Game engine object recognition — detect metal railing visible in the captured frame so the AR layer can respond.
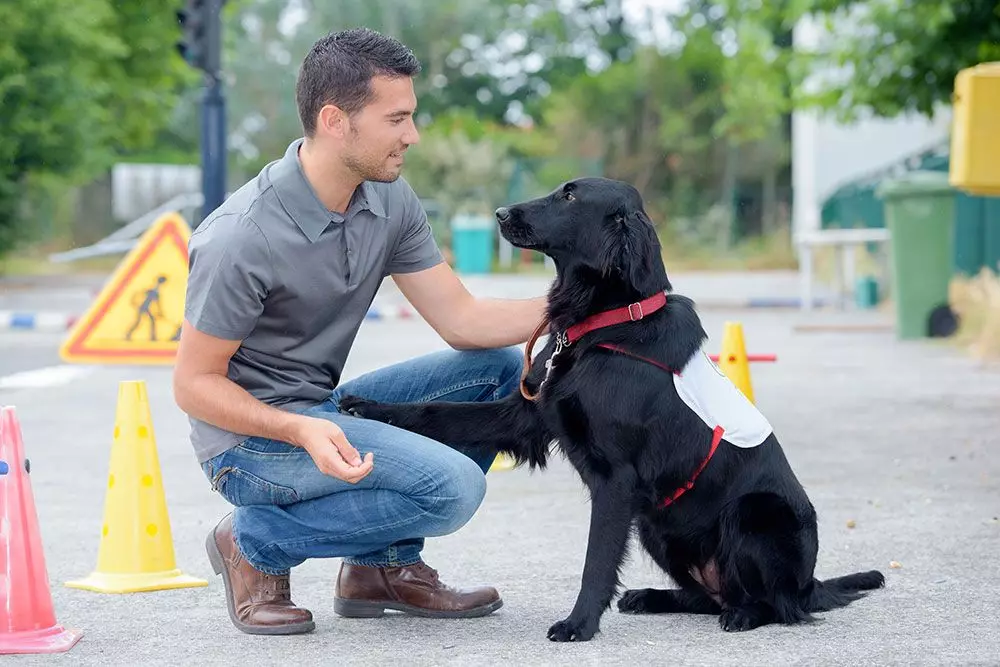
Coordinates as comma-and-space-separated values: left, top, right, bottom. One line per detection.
48, 192, 204, 263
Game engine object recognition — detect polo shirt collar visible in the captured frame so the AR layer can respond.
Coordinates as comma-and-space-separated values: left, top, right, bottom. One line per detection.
271, 138, 387, 243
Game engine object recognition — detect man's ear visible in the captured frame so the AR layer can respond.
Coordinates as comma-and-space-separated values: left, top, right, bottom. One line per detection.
318, 104, 349, 138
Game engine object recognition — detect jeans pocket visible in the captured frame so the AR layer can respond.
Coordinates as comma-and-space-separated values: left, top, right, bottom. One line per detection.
211, 466, 300, 506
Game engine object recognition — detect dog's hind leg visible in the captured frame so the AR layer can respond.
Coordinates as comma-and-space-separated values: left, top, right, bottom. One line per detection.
618, 588, 721, 615
716, 492, 815, 633
619, 520, 722, 615
547, 467, 638, 642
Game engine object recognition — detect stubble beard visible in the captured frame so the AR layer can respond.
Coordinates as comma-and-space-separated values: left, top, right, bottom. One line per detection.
342, 127, 402, 184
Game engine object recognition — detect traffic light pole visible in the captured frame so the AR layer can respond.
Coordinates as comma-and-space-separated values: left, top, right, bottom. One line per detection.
201, 72, 226, 223
177, 0, 226, 225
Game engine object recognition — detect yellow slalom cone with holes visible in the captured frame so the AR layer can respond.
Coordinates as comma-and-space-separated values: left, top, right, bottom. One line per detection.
489, 453, 518, 472
65, 380, 206, 593
717, 321, 755, 404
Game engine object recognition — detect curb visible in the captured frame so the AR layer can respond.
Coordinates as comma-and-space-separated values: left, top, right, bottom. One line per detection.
364, 303, 417, 320
0, 298, 829, 332
0, 311, 79, 332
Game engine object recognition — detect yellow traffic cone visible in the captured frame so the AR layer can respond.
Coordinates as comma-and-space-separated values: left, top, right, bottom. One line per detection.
489, 453, 517, 472
718, 321, 755, 404
65, 380, 207, 593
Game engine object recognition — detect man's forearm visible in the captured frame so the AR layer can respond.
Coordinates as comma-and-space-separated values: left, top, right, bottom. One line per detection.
174, 373, 304, 445
446, 295, 547, 349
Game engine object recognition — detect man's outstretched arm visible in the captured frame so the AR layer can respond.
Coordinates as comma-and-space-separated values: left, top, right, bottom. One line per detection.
392, 262, 547, 350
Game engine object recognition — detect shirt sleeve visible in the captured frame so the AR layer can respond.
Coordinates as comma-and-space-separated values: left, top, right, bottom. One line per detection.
384, 178, 444, 275
184, 213, 273, 340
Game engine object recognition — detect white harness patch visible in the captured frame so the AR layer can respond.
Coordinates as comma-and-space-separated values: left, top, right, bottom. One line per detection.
672, 348, 772, 448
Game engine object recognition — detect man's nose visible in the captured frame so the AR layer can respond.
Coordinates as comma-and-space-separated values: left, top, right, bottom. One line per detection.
404, 119, 420, 145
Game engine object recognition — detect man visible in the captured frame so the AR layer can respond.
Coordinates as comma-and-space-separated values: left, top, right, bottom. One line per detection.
173, 27, 546, 635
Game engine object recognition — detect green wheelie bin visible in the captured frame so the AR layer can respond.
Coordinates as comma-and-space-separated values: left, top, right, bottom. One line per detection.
877, 171, 957, 339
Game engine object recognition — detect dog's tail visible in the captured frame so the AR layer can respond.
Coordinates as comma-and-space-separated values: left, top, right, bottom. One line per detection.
804, 570, 885, 612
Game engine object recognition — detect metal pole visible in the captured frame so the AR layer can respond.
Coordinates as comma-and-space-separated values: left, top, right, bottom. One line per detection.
200, 72, 226, 224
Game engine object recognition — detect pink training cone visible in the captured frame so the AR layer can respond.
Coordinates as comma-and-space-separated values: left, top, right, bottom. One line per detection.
0, 406, 83, 654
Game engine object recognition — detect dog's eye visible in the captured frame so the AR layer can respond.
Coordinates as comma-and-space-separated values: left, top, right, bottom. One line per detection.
565, 191, 575, 201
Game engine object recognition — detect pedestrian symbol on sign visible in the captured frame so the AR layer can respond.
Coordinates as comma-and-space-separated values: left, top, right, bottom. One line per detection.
125, 275, 170, 342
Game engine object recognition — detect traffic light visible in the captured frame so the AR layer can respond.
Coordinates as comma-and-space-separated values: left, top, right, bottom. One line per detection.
176, 0, 222, 75
174, 0, 228, 223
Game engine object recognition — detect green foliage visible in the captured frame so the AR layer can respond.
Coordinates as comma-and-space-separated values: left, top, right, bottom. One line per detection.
0, 0, 190, 255
798, 0, 1000, 121
18, 0, 987, 265
219, 0, 636, 177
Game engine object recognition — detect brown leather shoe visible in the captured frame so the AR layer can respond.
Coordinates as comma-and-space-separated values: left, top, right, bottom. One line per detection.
334, 561, 502, 618
205, 514, 315, 635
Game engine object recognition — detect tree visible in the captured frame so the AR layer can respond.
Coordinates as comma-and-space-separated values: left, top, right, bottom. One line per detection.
0, 0, 190, 255
219, 0, 638, 175
798, 0, 1000, 121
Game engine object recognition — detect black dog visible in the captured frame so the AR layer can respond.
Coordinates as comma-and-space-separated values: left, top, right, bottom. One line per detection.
340, 177, 884, 642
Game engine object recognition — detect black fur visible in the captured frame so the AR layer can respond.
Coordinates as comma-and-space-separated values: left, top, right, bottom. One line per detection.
339, 177, 884, 641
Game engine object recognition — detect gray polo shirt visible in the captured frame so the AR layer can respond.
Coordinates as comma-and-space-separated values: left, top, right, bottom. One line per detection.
184, 138, 443, 463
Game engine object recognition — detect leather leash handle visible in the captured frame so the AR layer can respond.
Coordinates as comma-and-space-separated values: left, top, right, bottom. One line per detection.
520, 317, 550, 401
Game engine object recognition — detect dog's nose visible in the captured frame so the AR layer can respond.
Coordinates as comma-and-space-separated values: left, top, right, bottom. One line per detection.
495, 207, 511, 222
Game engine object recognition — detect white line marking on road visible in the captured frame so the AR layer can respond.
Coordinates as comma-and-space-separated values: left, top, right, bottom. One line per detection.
0, 365, 96, 390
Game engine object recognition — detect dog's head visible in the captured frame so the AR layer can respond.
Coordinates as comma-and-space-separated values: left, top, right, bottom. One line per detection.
495, 177, 669, 293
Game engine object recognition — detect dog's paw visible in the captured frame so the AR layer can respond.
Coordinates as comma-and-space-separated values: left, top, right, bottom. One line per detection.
719, 607, 764, 632
617, 588, 651, 614
547, 617, 598, 642
338, 395, 385, 421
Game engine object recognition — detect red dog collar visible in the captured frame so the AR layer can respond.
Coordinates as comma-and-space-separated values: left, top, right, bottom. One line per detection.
565, 291, 667, 344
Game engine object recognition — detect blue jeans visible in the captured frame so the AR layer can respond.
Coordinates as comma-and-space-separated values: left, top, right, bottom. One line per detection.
200, 346, 523, 576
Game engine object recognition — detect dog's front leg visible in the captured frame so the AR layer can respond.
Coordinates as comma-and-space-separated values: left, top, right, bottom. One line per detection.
547, 467, 638, 642
339, 393, 551, 465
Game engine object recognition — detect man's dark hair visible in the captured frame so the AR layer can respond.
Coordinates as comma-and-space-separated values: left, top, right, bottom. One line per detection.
295, 27, 422, 136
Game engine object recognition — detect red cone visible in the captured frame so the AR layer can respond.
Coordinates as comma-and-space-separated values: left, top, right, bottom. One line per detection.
0, 405, 82, 654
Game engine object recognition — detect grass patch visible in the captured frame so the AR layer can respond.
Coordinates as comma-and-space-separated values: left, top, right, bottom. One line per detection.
488, 228, 800, 274
0, 248, 122, 277
662, 228, 798, 272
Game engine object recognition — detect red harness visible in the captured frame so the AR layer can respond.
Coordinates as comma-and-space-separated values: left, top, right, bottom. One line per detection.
519, 291, 723, 510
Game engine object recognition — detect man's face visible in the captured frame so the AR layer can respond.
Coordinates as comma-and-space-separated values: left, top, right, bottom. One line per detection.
340, 75, 420, 183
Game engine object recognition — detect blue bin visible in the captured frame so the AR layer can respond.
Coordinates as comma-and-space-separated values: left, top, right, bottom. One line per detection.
450, 214, 495, 274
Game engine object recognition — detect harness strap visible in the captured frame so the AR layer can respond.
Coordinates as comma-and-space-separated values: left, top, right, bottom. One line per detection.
597, 342, 723, 510
517, 292, 720, 510
657, 426, 724, 509
595, 342, 680, 375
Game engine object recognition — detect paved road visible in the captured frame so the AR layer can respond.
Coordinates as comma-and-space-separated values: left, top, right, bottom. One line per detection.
1, 275, 998, 665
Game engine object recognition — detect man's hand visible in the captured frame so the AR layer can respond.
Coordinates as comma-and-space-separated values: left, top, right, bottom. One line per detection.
291, 415, 374, 483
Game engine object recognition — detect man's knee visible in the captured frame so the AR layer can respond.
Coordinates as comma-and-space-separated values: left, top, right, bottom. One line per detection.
419, 452, 487, 536
476, 345, 523, 398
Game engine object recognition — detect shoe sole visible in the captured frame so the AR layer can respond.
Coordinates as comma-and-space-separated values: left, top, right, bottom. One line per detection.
333, 596, 503, 619
205, 527, 316, 635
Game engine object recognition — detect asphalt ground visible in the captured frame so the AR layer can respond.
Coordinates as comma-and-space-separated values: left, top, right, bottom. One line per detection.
1, 271, 998, 665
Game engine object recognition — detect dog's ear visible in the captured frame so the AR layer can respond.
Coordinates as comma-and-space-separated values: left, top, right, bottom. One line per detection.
599, 201, 668, 292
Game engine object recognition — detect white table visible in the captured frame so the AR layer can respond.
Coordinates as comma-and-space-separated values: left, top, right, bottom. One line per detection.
795, 227, 892, 311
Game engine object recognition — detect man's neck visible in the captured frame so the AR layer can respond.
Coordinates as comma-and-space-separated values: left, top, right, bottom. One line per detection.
298, 138, 361, 214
